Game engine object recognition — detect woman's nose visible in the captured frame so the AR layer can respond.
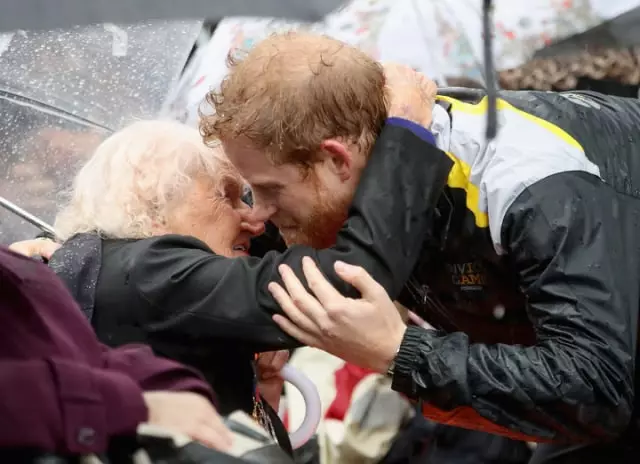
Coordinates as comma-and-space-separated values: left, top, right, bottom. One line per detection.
241, 218, 266, 237
248, 201, 277, 223
238, 204, 267, 236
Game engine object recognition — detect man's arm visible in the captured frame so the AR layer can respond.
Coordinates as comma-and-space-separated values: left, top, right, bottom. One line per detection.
392, 171, 636, 442
0, 358, 147, 454
132, 121, 453, 352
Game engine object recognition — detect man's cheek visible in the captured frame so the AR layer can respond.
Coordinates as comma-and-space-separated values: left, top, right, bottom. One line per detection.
275, 203, 301, 225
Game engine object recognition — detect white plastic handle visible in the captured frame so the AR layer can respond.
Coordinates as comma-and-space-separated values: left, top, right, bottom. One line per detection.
280, 364, 321, 449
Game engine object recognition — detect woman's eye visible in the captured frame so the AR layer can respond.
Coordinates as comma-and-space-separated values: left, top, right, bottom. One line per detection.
222, 182, 243, 204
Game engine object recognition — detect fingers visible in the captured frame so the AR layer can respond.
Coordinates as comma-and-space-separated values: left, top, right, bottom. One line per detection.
383, 63, 437, 104
257, 356, 278, 380
9, 239, 60, 259
334, 261, 387, 301
273, 314, 318, 347
259, 371, 279, 381
40, 240, 61, 259
269, 350, 290, 370
420, 75, 438, 105
257, 351, 276, 367
9, 240, 37, 257
256, 350, 289, 380
143, 392, 233, 452
193, 414, 233, 451
301, 256, 343, 307
274, 349, 290, 365
8, 243, 30, 257
268, 281, 318, 333
277, 263, 328, 323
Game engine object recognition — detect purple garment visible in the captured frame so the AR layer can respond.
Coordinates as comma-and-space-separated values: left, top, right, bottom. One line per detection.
0, 245, 215, 454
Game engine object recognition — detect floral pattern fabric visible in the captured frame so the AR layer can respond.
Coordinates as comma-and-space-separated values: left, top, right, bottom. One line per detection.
165, 0, 640, 124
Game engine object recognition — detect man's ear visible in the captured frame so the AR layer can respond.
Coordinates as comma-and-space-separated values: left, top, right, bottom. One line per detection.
319, 139, 353, 182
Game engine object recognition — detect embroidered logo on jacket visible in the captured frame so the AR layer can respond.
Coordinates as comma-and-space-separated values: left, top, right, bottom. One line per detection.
447, 261, 486, 290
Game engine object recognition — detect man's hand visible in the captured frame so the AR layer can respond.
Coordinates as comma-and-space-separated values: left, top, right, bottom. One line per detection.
143, 391, 233, 452
384, 63, 438, 128
269, 257, 407, 374
256, 350, 289, 411
9, 238, 60, 259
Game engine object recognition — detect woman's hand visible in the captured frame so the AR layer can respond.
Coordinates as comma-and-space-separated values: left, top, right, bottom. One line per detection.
384, 63, 438, 128
143, 391, 233, 451
269, 257, 407, 374
9, 238, 60, 259
256, 350, 289, 411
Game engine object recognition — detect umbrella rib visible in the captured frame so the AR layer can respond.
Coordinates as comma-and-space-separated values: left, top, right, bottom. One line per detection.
0, 88, 114, 132
0, 196, 58, 238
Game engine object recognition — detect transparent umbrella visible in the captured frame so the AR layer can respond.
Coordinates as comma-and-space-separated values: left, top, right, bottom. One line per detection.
0, 20, 202, 244
0, 0, 345, 33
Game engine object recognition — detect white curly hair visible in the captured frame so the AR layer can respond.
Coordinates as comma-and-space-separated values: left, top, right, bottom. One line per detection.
55, 119, 237, 240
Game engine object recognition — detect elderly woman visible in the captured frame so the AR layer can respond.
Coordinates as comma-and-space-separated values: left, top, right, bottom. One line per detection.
15, 80, 438, 448
49, 121, 283, 407
27, 120, 296, 447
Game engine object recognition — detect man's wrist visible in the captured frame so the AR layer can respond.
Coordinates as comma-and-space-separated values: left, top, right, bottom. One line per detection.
390, 325, 431, 396
374, 326, 407, 375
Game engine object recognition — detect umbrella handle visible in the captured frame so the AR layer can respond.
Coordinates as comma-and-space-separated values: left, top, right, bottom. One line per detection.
280, 364, 321, 450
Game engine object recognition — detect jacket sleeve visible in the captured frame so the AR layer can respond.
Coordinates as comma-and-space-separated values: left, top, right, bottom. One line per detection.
132, 121, 453, 353
100, 343, 216, 405
391, 170, 637, 443
0, 358, 147, 454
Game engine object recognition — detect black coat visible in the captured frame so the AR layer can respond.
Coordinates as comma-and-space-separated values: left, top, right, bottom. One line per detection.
392, 91, 640, 449
47, 122, 443, 421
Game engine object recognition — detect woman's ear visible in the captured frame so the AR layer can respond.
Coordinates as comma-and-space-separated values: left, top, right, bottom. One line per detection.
319, 139, 353, 182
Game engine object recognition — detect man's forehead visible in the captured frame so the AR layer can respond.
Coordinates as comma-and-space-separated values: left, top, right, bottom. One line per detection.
246, 176, 285, 190
222, 141, 291, 179
226, 150, 279, 177
223, 139, 267, 163
243, 164, 300, 191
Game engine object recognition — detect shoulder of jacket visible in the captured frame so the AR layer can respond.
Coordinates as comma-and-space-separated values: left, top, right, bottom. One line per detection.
114, 234, 213, 254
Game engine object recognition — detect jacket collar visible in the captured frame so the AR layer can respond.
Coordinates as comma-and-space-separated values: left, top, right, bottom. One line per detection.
432, 101, 453, 153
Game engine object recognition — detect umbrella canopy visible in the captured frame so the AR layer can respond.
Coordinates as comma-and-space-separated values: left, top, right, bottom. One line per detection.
0, 0, 346, 33
500, 46, 640, 94
0, 21, 202, 129
165, 0, 640, 126
535, 5, 640, 58
163, 0, 450, 125
500, 5, 640, 94
0, 0, 347, 244
0, 20, 201, 244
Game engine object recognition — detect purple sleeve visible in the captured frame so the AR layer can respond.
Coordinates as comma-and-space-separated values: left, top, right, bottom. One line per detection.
100, 344, 217, 406
386, 117, 436, 146
0, 358, 147, 454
